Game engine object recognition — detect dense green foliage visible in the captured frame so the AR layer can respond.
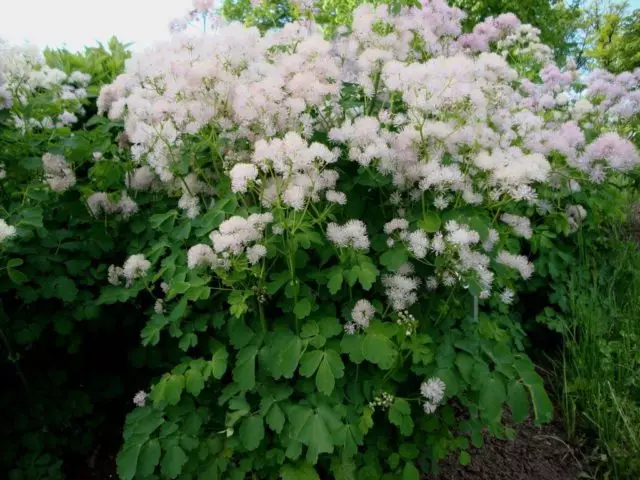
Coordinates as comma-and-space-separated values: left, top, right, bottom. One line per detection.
1, 1, 639, 479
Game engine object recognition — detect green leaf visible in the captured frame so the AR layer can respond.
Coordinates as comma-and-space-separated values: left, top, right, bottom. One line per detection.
116, 443, 141, 480
270, 333, 302, 379
362, 324, 397, 369
298, 412, 335, 463
419, 212, 441, 233
316, 351, 345, 396
402, 462, 420, 480
479, 376, 506, 423
294, 298, 312, 319
507, 381, 529, 423
399, 444, 419, 459
228, 290, 251, 318
389, 398, 413, 436
160, 445, 188, 479
137, 439, 161, 477
150, 210, 177, 231
455, 353, 474, 383
7, 258, 23, 268
54, 317, 73, 336
327, 267, 343, 294
340, 334, 365, 364
153, 374, 185, 407
266, 404, 286, 433
179, 332, 198, 351
299, 350, 324, 377
185, 369, 205, 396
8, 268, 28, 284
20, 206, 43, 229
528, 383, 553, 425
280, 462, 320, 480
459, 451, 471, 466
318, 317, 342, 338
357, 260, 378, 290
51, 276, 78, 303
233, 344, 258, 390
204, 347, 228, 380
335, 423, 363, 458
379, 247, 408, 271
239, 415, 265, 451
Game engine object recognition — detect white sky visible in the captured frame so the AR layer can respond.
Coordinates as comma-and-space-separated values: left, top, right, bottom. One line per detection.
1, 0, 640, 53
1, 0, 195, 52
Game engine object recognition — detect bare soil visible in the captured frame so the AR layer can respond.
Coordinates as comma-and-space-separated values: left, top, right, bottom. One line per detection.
431, 417, 583, 480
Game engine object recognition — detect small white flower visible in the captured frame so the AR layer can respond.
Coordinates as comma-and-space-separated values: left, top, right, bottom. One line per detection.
344, 322, 357, 335
0, 219, 17, 243
326, 190, 347, 205
133, 390, 147, 407
122, 254, 151, 285
420, 377, 446, 403
246, 244, 267, 265
423, 401, 438, 414
154, 299, 165, 314
351, 299, 375, 328
499, 288, 514, 305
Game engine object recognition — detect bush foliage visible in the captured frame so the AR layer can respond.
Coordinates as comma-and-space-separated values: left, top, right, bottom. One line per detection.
1, 1, 639, 479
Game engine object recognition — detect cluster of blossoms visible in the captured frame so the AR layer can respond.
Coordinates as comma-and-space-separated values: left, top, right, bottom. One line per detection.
0, 219, 16, 243
421, 377, 446, 414
395, 310, 418, 336
42, 153, 76, 193
108, 254, 151, 287
98, 1, 640, 326
132, 390, 147, 407
327, 220, 370, 250
344, 299, 376, 334
87, 192, 138, 218
368, 391, 395, 411
0, 39, 90, 126
187, 213, 272, 270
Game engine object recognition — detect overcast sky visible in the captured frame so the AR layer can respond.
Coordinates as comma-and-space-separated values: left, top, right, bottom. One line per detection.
2, 0, 640, 52
1, 0, 194, 51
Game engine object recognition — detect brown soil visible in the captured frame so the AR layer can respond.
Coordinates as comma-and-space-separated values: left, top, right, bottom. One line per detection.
430, 417, 583, 480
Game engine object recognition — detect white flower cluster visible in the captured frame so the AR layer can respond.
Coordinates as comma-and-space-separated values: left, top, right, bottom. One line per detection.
326, 220, 369, 250
421, 377, 446, 414
109, 254, 151, 287
368, 391, 395, 411
383, 272, 420, 311
87, 192, 138, 218
0, 40, 89, 127
95, 2, 640, 315
500, 213, 532, 239
188, 213, 272, 269
42, 153, 76, 193
344, 299, 375, 334
132, 390, 147, 407
496, 251, 535, 279
396, 310, 418, 336
0, 219, 17, 243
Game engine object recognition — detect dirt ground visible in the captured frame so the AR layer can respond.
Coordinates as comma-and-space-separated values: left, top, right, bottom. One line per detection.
431, 417, 582, 480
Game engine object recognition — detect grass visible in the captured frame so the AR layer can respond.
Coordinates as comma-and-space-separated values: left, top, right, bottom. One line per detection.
556, 224, 640, 479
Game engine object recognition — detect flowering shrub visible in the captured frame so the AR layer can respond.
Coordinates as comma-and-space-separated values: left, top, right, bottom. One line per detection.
91, 1, 640, 478
0, 39, 144, 478
2, 0, 640, 478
